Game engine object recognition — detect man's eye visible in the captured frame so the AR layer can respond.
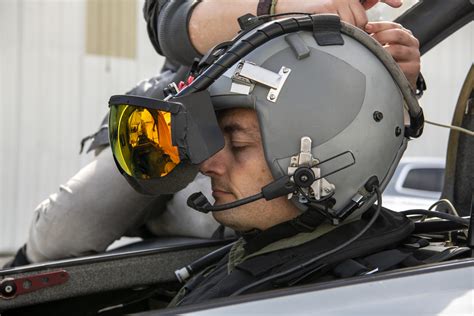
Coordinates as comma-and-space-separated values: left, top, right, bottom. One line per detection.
231, 144, 248, 153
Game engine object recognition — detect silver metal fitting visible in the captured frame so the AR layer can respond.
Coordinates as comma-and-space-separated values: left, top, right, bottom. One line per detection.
288, 137, 335, 202
174, 267, 191, 284
267, 66, 291, 103
230, 60, 291, 102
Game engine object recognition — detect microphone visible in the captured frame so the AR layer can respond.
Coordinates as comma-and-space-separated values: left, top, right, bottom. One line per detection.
187, 176, 296, 213
186, 192, 214, 213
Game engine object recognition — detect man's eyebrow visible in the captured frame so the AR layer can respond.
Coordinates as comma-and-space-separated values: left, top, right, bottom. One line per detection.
222, 123, 259, 139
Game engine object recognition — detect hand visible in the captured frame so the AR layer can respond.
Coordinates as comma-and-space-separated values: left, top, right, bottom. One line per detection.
365, 21, 421, 87
275, 0, 403, 29
361, 0, 403, 10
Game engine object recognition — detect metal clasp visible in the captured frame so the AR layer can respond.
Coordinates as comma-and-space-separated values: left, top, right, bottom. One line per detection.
288, 137, 335, 202
230, 60, 291, 102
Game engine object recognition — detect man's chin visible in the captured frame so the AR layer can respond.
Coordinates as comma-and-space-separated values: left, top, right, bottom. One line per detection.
211, 202, 253, 231
212, 195, 236, 207
211, 211, 242, 232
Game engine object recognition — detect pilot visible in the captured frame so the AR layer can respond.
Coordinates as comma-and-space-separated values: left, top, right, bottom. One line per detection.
107, 13, 424, 307
7, 0, 418, 268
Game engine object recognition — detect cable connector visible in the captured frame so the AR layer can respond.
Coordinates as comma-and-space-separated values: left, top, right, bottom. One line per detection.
329, 176, 379, 225
262, 176, 296, 200
237, 13, 264, 31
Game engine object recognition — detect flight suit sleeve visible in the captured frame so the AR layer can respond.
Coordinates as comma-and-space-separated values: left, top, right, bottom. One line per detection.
25, 149, 159, 263
25, 70, 177, 264
143, 0, 202, 66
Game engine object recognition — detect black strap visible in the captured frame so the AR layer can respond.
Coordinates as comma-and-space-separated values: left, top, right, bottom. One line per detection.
257, 0, 272, 16
333, 259, 369, 278
405, 107, 424, 138
361, 249, 411, 271
243, 207, 327, 254
415, 72, 427, 98
236, 209, 415, 289
274, 263, 330, 287
420, 246, 471, 264
332, 249, 411, 278
312, 15, 344, 46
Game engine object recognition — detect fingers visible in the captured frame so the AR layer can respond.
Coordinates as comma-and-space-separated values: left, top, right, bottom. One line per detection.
371, 28, 419, 47
384, 44, 420, 86
349, 0, 368, 28
337, 0, 368, 28
279, 0, 369, 29
383, 44, 420, 63
336, 4, 356, 26
381, 0, 403, 8
365, 21, 402, 33
361, 0, 379, 10
366, 21, 420, 88
394, 61, 420, 87
366, 22, 419, 48
361, 0, 402, 10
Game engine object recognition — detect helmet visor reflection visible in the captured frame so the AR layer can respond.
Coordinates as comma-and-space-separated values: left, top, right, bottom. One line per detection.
109, 104, 180, 179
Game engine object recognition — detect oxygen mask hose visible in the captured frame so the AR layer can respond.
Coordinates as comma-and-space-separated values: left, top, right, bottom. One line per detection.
175, 242, 236, 283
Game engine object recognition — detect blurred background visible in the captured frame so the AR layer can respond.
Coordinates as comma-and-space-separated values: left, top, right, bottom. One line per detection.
0, 0, 472, 255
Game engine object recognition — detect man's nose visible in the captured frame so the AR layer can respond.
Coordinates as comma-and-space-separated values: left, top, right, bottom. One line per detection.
199, 148, 226, 177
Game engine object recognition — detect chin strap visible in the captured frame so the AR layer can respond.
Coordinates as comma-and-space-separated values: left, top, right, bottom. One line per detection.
243, 204, 331, 254
230, 185, 383, 297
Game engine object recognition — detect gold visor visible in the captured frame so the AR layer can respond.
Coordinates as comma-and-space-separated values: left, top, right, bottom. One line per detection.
109, 104, 180, 179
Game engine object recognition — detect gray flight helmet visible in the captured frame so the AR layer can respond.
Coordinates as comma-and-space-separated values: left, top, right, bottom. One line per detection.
207, 18, 421, 220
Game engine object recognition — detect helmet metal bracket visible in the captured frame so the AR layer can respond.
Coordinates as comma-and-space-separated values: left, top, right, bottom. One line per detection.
288, 137, 336, 202
230, 60, 291, 102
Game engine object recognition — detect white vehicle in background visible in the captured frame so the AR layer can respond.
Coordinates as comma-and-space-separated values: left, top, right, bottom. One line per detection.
383, 157, 445, 212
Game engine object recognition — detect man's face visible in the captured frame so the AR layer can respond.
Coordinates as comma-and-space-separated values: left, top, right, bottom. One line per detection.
200, 108, 299, 232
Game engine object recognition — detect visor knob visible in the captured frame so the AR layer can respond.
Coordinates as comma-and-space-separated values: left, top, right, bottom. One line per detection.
294, 167, 315, 188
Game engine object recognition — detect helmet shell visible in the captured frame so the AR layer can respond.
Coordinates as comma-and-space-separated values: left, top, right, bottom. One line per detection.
209, 27, 408, 216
